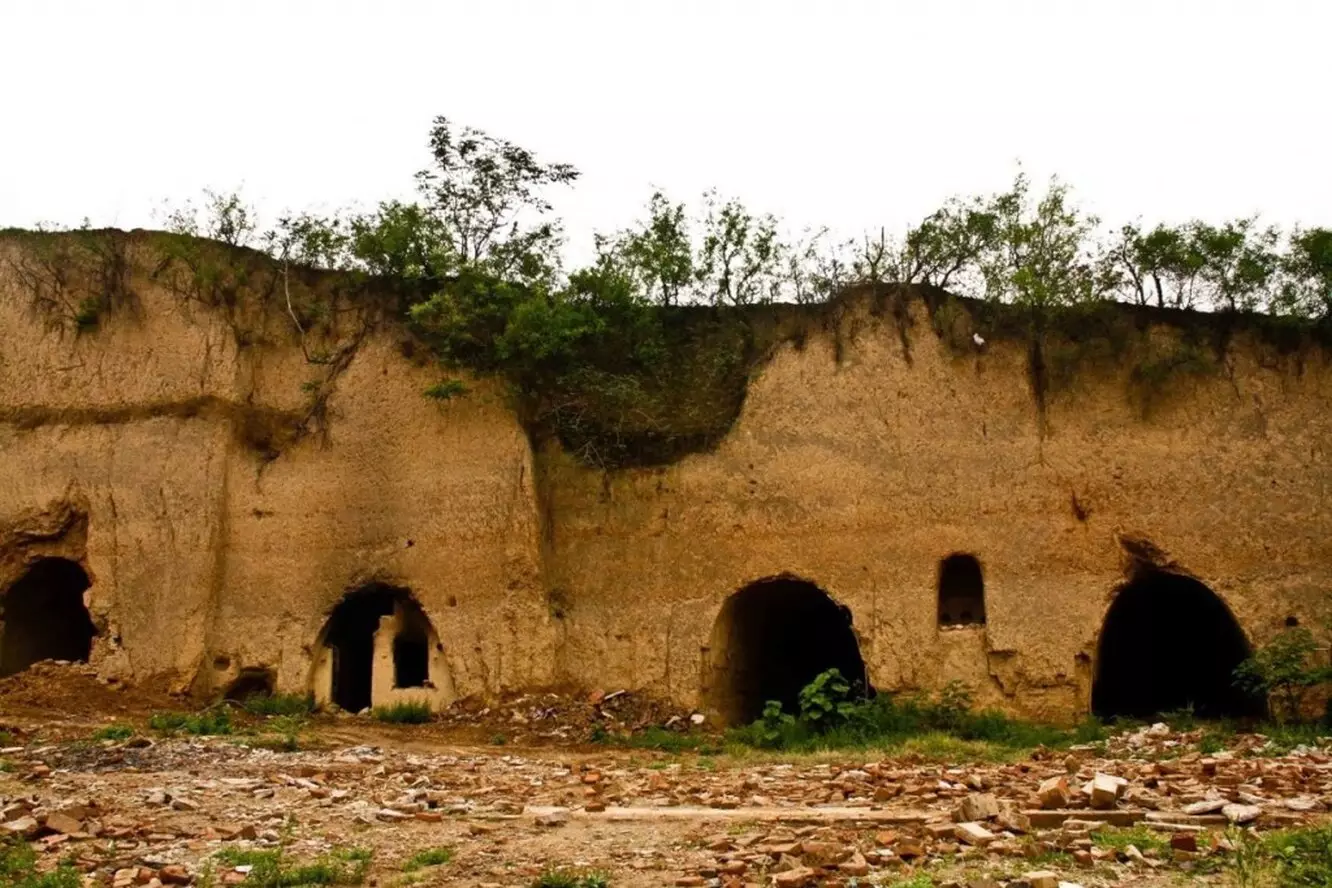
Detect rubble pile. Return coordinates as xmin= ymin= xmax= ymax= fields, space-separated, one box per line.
xmin=0 ymin=718 xmax=1329 ymax=887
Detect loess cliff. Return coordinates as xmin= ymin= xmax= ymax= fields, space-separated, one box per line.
xmin=2 ymin=231 xmax=1329 ymax=724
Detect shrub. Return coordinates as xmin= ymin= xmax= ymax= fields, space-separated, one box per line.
xmin=729 ymin=675 xmax=1075 ymax=755
xmin=531 ymin=870 xmax=609 ymax=888
xmin=1267 ymin=824 xmax=1332 ymax=887
xmin=1234 ymin=627 xmax=1331 ymax=723
xmin=796 ymin=668 xmax=859 ymax=727
xmin=92 ymin=724 xmax=134 ymax=742
xmin=1 ymin=837 xmax=82 ymax=888
xmin=372 ymin=702 xmax=432 ymax=724
xmin=242 ymin=693 xmax=314 ymax=717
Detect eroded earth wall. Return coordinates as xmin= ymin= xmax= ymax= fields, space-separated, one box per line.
xmin=2 ymin=235 xmax=1329 ymax=721
xmin=0 ymin=239 xmax=554 ymax=703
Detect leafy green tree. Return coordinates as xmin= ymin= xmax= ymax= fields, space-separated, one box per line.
xmin=416 ymin=115 xmax=578 ymax=284
xmin=899 ymin=195 xmax=1000 ymax=289
xmin=1278 ymin=227 xmax=1332 ymax=318
xmin=1190 ymin=218 xmax=1280 ymax=313
xmin=1107 ymin=222 xmax=1206 ymax=309
xmin=972 ymin=173 xmax=1112 ymax=317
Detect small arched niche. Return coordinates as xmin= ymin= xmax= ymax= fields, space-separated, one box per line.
xmin=1092 ymin=568 xmax=1264 ymax=719
xmin=311 ymin=583 xmax=450 ymax=713
xmin=703 ymin=575 xmax=868 ymax=725
xmin=0 ymin=558 xmax=97 ymax=677
xmin=937 ymin=554 xmax=986 ymax=628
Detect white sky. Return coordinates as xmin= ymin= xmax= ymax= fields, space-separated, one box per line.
xmin=2 ymin=0 xmax=1329 ymax=265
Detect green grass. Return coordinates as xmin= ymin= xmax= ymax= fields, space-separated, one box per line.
xmin=214 ymin=846 xmax=372 ymax=888
xmin=530 ymin=870 xmax=609 ymax=888
xmin=150 ymin=708 xmax=233 ymax=736
xmin=881 ymin=876 xmax=933 ymax=888
xmin=0 ymin=731 xmax=17 ymax=747
xmin=1092 ymin=825 xmax=1171 ymax=856
xmin=1 ymin=837 xmax=82 ymax=888
xmin=401 ymin=848 xmax=453 ymax=872
xmin=371 ymin=702 xmax=432 ymax=724
xmin=91 ymin=724 xmax=134 ymax=742
xmin=1263 ymin=824 xmax=1332 ymax=887
xmin=723 ymin=690 xmax=1107 ymax=758
xmin=241 ymin=693 xmax=314 ymax=717
xmin=0 ymin=760 xmax=12 ymax=773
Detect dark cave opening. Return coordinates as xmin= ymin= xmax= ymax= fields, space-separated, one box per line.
xmin=223 ymin=667 xmax=276 ymax=702
xmin=392 ymin=623 xmax=429 ymax=688
xmin=1092 ymin=569 xmax=1264 ymax=719
xmin=938 ymin=553 xmax=986 ymax=626
xmin=707 ymin=576 xmax=868 ymax=725
xmin=321 ymin=583 xmax=432 ymax=713
xmin=0 ymin=558 xmax=96 ymax=678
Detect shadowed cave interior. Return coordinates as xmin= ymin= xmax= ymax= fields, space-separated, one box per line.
xmin=708 ymin=576 xmax=868 ymax=725
xmin=322 ymin=583 xmax=432 ymax=713
xmin=1093 ymin=569 xmax=1264 ymax=719
xmin=0 ymin=557 xmax=96 ymax=678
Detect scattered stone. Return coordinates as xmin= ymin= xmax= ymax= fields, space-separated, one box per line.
xmin=955 ymin=822 xmax=996 ymax=846
xmin=955 ymin=792 xmax=1000 ymax=822
xmin=1089 ymin=773 xmax=1123 ymax=810
xmin=1038 ymin=776 xmax=1069 ymax=809
xmin=43 ymin=812 xmax=83 ymax=834
xmin=1222 ymin=803 xmax=1261 ymax=825
xmin=772 ymin=867 xmax=816 ymax=888
xmin=535 ymin=808 xmax=570 ymax=827
xmin=1016 ymin=871 xmax=1059 ymax=888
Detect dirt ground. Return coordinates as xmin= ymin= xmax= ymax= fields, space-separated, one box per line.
xmin=3 ymin=667 xmax=1332 ymax=888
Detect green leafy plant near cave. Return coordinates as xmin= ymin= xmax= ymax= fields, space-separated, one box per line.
xmin=1233 ymin=626 xmax=1332 ymax=724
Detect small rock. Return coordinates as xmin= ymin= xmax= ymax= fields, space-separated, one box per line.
xmin=159 ymin=866 xmax=191 ymax=886
xmin=1038 ymin=776 xmax=1069 ymax=809
xmin=1170 ymin=833 xmax=1198 ymax=852
xmin=1183 ymin=799 xmax=1226 ymax=816
xmin=1089 ymin=773 xmax=1122 ymax=810
xmin=838 ymin=851 xmax=869 ymax=876
xmin=772 ymin=867 xmax=816 ymax=888
xmin=955 ymin=793 xmax=1000 ymax=822
xmin=535 ymin=808 xmax=569 ymax=827
xmin=1222 ymin=803 xmax=1261 ymax=825
xmin=955 ymin=822 xmax=996 ymax=846
xmin=1016 ymin=871 xmax=1059 ymax=888
xmin=43 ymin=812 xmax=83 ymax=835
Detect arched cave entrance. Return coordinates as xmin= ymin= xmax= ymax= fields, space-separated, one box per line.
xmin=1092 ymin=569 xmax=1263 ymax=719
xmin=317 ymin=584 xmax=435 ymax=713
xmin=705 ymin=576 xmax=868 ymax=725
xmin=938 ymin=554 xmax=986 ymax=627
xmin=0 ymin=558 xmax=97 ymax=678
xmin=224 ymin=667 xmax=276 ymax=702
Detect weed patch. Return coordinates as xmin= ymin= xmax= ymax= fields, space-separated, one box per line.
xmin=372 ymin=702 xmax=432 ymax=724
xmin=242 ymin=694 xmax=314 ymax=718
xmin=91 ymin=724 xmax=134 ymax=742
xmin=725 ymin=671 xmax=1096 ymax=757
xmin=401 ymin=848 xmax=452 ymax=872
xmin=0 ymin=837 xmax=82 ymax=888
xmin=213 ymin=846 xmax=371 ymax=888
xmin=530 ymin=870 xmax=609 ymax=888
xmin=149 ymin=708 xmax=233 ymax=736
